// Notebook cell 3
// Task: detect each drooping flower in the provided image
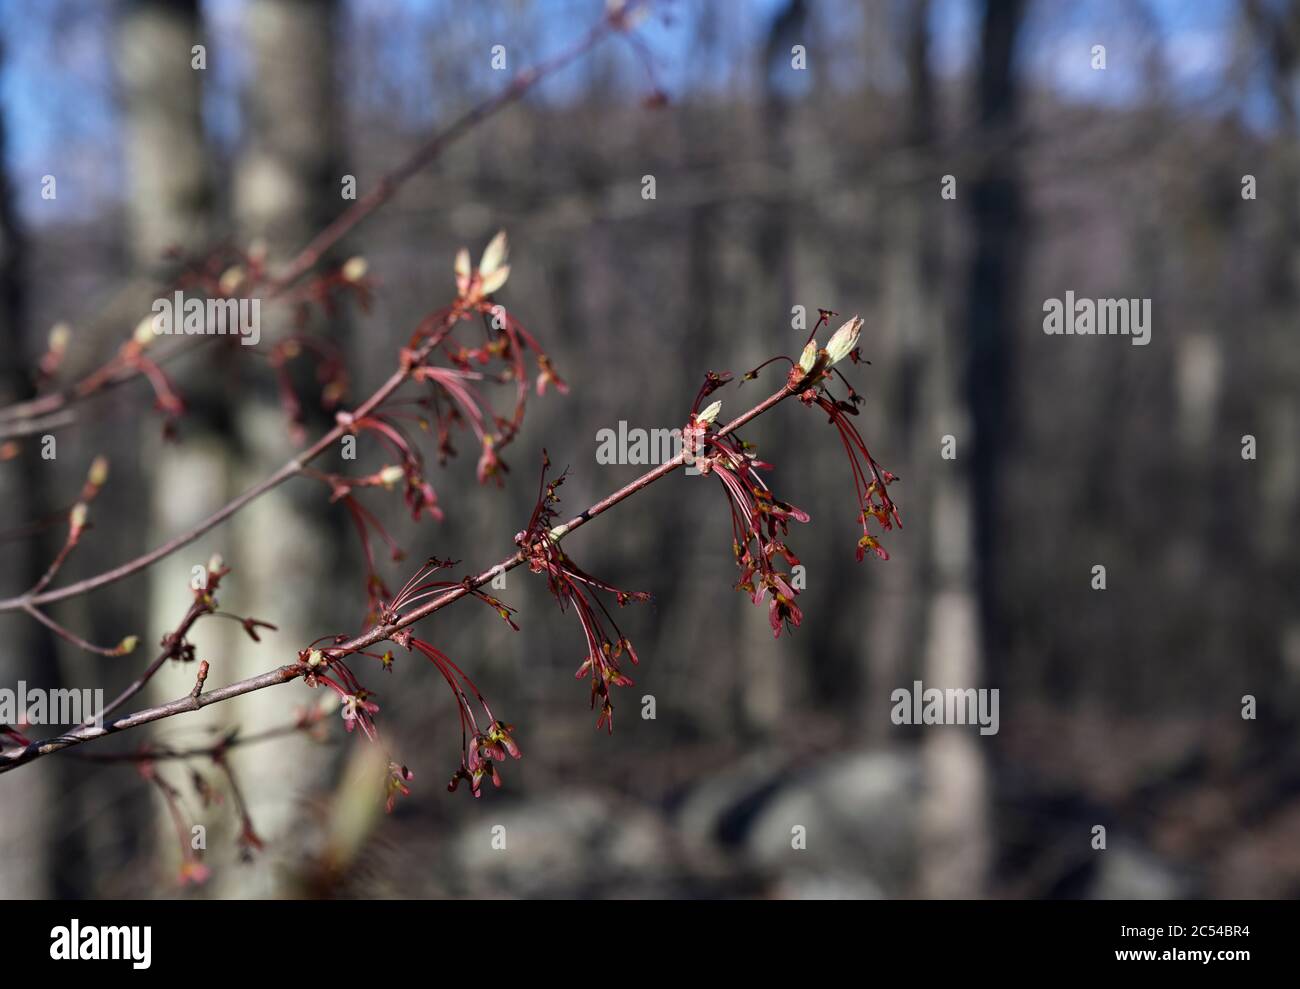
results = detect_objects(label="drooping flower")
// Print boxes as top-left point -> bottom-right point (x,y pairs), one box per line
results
515,453 -> 651,732
304,652 -> 383,742
141,760 -> 213,888
409,637 -> 522,797
793,319 -> 902,561
740,313 -> 901,564
680,377 -> 810,637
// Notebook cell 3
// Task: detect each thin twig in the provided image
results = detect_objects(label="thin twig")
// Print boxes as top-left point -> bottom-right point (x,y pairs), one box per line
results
22,602 -> 125,657
0,312 -> 460,613
82,601 -> 209,727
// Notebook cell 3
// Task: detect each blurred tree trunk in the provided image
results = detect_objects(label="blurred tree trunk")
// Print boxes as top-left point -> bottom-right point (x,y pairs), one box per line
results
221,0 -> 350,894
1244,0 -> 1300,562
865,0 -> 938,743
1240,3 -> 1300,766
917,0 -> 1027,899
119,0 -> 214,273
118,0 -> 237,894
0,39 -> 56,899
733,0 -> 808,738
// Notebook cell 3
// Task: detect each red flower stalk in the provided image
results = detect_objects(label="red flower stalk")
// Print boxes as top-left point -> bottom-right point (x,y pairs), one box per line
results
211,750 -> 265,860
335,493 -> 405,621
685,400 -> 810,638
516,453 -> 650,732
808,390 -> 902,561
787,316 -> 901,561
335,410 -> 444,522
379,555 -> 520,630
190,770 -> 223,808
304,652 -> 381,742
125,344 -> 186,436
749,314 -> 902,563
408,637 -> 521,797
407,364 -> 510,486
320,409 -> 452,619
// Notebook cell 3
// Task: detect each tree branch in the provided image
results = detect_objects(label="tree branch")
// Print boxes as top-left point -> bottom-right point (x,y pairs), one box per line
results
0,382 -> 794,774
0,311 -> 462,613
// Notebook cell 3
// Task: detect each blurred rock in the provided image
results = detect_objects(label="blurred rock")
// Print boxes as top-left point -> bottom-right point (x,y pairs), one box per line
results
772,871 -> 886,900
1088,841 -> 1191,900
745,750 -> 920,896
674,749 -> 788,858
675,748 -> 920,897
444,790 -> 677,898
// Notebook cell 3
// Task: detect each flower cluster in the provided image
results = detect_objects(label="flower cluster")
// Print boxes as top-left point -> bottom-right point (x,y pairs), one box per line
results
174,246 -> 364,440
291,297 -> 900,816
309,232 -> 569,620
299,641 -> 382,742
743,313 -> 902,564
308,410 -> 443,620
788,315 -> 903,561
300,556 -> 525,801
684,395 -> 810,638
516,453 -> 650,732
410,636 -> 522,798
410,231 -> 568,482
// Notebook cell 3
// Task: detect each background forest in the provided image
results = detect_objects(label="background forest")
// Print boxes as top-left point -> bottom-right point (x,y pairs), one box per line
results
0,0 -> 1297,899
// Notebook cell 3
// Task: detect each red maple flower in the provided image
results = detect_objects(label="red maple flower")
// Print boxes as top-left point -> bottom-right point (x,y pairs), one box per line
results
747,314 -> 902,563
407,637 -> 521,797
515,453 -> 650,732
790,319 -> 901,561
303,651 -> 382,742
686,398 -> 810,638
